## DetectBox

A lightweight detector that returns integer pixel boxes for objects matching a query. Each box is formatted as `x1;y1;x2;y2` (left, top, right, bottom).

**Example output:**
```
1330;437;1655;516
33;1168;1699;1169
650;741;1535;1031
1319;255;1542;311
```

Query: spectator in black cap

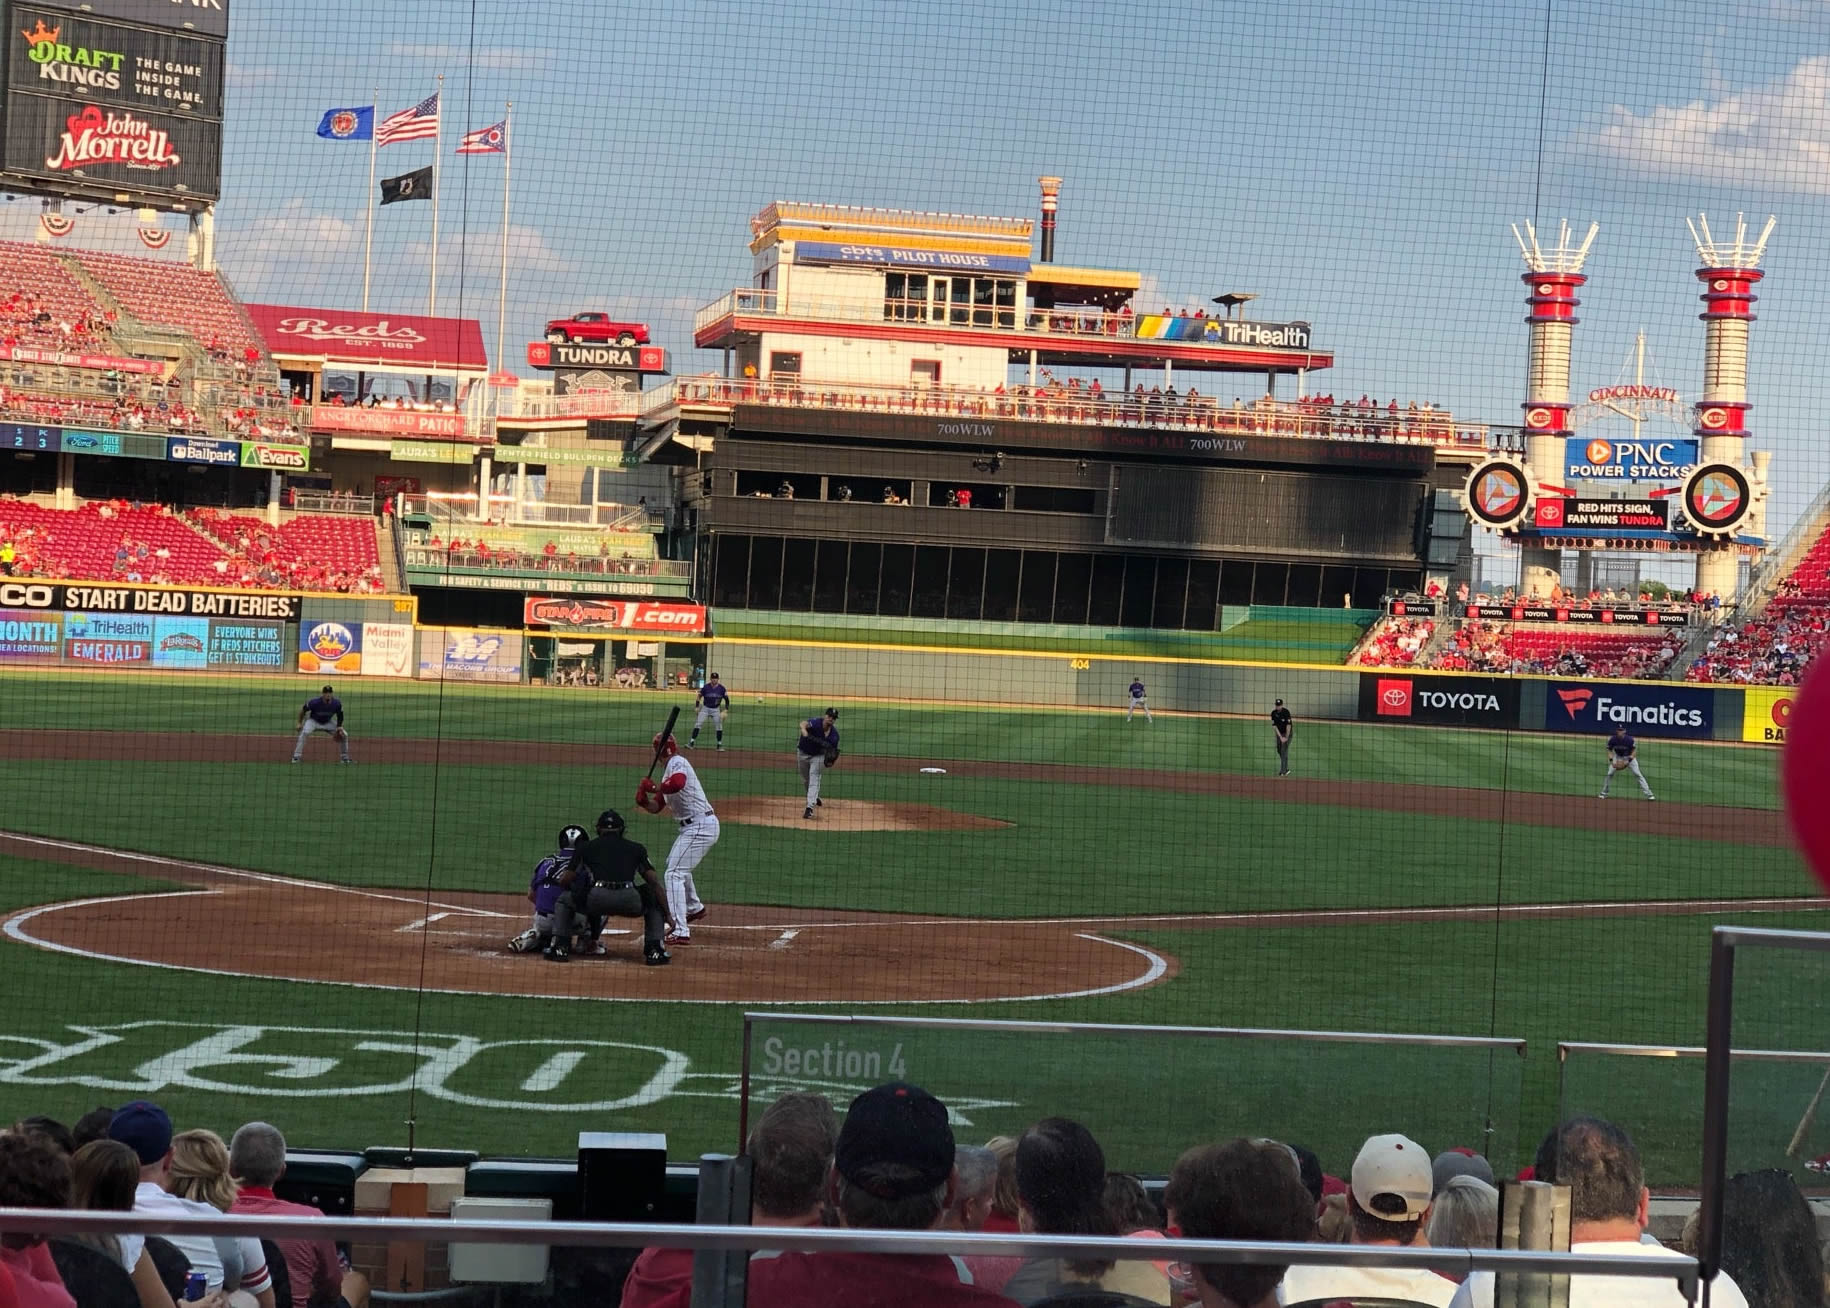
747;1082;1007;1307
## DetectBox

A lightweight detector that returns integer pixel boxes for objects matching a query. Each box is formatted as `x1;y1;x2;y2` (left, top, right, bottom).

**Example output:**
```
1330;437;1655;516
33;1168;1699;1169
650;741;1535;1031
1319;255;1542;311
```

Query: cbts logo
1376;678;1412;716
1547;682;1714;738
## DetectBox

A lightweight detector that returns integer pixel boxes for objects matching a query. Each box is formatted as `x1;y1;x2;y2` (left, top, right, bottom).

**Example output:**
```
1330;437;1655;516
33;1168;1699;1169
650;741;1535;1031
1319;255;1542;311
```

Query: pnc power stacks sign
1;0;227;207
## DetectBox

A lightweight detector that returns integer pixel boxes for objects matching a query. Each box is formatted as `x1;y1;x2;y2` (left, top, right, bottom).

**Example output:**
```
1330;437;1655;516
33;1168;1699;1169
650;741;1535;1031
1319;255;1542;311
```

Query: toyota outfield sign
1544;681;1716;739
1359;673;1519;727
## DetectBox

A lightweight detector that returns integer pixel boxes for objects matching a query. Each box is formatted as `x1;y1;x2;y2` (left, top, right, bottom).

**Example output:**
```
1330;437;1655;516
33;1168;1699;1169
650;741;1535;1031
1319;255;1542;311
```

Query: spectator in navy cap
747;1082;1006;1308
108;1102;173;1171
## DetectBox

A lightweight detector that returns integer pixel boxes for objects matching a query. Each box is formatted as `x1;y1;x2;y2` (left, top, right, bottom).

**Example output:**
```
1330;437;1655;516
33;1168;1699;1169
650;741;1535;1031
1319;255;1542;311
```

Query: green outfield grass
0;669;1813;1184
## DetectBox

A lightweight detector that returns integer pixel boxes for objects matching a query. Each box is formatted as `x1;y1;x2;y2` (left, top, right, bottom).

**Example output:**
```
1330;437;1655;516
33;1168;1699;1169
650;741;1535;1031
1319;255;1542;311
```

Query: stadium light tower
1687;212;1776;600
1512;218;1599;598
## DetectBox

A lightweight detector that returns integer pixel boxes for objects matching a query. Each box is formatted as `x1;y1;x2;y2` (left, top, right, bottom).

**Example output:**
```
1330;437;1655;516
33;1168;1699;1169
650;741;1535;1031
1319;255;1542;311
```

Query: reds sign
523;598;706;636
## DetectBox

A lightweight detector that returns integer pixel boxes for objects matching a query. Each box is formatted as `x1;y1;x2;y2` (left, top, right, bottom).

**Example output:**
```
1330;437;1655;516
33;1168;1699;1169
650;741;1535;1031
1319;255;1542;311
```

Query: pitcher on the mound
635;732;716;945
1599;725;1656;801
797;707;840;819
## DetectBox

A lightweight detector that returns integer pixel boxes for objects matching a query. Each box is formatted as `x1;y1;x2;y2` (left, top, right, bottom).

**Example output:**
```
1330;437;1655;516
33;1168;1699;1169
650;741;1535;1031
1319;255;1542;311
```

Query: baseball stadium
1;2;1828;1306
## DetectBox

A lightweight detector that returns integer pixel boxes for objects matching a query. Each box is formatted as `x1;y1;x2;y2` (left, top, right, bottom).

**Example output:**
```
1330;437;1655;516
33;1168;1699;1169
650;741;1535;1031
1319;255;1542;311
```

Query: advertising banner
1532;498;1670;533
62;611;154;665
1384;599;1438;617
404;525;651;557
239;441;309;470
166;435;240;465
149;616;208;668
247;304;488;371
315;408;469;439
43;0;231;41
360;622;413;678
0;582;301;621
792;239;1031;276
10;8;225;118
1132;315;1314;350
57;428;169;460
420;629;522;682
526;341;668;372
1743;687;1793;745
3;91;222;203
1564;437;1698;482
298;619;362;674
206;620;285;669
387;438;476;463
1358;673;1519;727
0;608;63;663
4;346;162;373
1461;604;1690;628
491;444;634;468
1543;681;1716;739
522;597;707;636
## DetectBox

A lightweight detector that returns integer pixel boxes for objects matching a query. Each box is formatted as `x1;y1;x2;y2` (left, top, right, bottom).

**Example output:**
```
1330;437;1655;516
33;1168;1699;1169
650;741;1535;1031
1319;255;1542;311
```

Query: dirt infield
720;797;1010;831
0;833;1170;1004
0;729;1788;846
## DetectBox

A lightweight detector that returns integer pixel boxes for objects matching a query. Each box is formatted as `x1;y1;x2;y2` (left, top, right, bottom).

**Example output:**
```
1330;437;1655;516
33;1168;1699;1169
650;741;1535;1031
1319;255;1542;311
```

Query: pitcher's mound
720;797;1011;832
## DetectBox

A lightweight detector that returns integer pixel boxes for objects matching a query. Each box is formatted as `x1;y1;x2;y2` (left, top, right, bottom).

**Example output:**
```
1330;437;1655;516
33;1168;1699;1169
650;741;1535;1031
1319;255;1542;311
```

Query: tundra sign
1358;674;1519;727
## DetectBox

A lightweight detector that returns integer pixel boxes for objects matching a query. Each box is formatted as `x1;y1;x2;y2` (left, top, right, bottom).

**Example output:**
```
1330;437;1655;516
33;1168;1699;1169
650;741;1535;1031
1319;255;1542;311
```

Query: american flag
456;120;506;155
376;93;439;146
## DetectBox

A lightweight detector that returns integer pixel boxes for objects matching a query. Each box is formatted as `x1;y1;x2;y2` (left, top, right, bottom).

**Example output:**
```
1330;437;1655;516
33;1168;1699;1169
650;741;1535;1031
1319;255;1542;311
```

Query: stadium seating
1689;523;1830;684
187;507;384;593
1424;620;1684;679
1354;616;1434;666
0;241;114;351
69;250;266;361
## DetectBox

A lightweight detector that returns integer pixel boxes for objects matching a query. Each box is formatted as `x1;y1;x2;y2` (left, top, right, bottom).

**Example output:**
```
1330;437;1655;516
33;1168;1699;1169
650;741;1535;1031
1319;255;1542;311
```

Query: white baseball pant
663;815;717;933
1600;758;1654;798
1127;695;1152;722
692;706;726;732
798;751;827;807
293;719;351;762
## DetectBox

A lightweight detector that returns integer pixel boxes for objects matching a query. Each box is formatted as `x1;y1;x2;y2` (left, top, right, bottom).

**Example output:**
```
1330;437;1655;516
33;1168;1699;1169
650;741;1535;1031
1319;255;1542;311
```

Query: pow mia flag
379;166;434;205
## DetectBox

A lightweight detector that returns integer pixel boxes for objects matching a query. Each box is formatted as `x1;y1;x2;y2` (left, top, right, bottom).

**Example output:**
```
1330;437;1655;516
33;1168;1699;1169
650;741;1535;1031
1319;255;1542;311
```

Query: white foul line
768;929;800;951
396;912;454;934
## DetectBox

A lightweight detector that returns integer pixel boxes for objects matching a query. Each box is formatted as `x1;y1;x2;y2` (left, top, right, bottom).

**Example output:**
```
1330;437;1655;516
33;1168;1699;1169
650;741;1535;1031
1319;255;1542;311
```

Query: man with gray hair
228;1122;371;1308
1426;1175;1499;1267
951;1145;1020;1296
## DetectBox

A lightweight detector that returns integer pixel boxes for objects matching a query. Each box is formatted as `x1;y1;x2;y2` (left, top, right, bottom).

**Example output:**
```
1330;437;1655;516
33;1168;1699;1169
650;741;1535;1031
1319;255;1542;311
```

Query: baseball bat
1786;1065;1830;1157
646;706;681;781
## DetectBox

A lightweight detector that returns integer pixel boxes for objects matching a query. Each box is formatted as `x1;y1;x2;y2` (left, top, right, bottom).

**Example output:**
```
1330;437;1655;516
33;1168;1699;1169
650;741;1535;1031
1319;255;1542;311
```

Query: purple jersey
1609;733;1637;758
1129;681;1146;699
530;855;566;914
303;694;343;725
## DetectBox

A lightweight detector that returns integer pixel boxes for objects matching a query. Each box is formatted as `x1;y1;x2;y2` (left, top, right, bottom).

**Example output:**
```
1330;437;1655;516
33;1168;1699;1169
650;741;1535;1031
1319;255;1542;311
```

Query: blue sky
11;0;1830;548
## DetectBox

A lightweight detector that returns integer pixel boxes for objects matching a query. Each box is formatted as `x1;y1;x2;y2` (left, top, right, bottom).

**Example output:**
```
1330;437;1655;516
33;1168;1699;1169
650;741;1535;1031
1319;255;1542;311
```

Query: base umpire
546;810;673;965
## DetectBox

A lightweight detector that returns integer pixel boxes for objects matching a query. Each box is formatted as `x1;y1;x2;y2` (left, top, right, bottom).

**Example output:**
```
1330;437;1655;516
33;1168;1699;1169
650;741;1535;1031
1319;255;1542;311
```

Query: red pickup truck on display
544;312;651;345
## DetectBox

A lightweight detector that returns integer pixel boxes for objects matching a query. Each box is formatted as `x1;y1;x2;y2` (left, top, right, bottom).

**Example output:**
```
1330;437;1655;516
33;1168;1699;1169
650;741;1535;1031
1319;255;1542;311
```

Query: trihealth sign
1544;681;1715;739
1565;437;1698;482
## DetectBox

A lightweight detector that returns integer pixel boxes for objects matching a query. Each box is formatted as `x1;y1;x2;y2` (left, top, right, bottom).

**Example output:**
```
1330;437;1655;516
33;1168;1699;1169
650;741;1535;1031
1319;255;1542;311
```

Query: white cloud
1585;55;1830;192
225;64;283;89
217;198;362;290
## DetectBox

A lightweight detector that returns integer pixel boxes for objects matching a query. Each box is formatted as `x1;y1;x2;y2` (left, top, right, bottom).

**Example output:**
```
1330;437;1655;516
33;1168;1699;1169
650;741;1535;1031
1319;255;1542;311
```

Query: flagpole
497;103;512;384
429;73;442;316
363;85;377;312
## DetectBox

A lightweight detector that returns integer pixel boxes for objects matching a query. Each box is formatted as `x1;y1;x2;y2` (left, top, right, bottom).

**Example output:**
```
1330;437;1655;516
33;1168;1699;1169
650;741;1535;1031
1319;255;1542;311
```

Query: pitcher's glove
823;746;840;767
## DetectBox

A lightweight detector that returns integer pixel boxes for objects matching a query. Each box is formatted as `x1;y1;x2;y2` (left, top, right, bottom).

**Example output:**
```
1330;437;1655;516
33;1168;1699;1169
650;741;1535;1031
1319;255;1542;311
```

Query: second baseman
1599;724;1656;800
688;673;729;751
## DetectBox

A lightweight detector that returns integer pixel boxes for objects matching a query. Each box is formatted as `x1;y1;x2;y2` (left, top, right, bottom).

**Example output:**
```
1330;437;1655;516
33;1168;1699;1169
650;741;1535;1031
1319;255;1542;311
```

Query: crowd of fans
1;294;115;354
1412;622;1687;679
186;509;385;595
0;389;208;437
1686;611;1827;685
5;1092;1821;1308
1356;617;1435;666
421;533;665;577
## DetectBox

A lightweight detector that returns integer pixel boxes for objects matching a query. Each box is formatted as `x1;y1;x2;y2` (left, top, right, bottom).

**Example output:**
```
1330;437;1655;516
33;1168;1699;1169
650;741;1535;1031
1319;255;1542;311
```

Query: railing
408;548;688;579
511;390;644;420
398;494;661;532
0;1209;1705;1307
695;287;1327;353
293;491;375;515
649;374;1492;449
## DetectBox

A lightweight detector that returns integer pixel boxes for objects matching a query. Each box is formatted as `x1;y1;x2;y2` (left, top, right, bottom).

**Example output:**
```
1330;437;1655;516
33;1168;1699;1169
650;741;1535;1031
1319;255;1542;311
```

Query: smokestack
1038;176;1061;263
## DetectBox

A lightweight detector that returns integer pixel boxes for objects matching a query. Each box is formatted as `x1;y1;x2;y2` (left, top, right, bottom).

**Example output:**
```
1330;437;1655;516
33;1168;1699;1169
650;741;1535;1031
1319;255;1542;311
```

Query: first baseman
293;684;352;763
796;708;840;819
635;733;716;945
1271;698;1293;776
1127;677;1152;722
688;673;729;751
1599;724;1656;800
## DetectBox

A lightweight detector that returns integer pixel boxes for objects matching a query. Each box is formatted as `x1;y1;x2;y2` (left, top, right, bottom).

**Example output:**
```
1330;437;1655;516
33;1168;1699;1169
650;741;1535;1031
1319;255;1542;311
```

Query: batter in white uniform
634;732;717;944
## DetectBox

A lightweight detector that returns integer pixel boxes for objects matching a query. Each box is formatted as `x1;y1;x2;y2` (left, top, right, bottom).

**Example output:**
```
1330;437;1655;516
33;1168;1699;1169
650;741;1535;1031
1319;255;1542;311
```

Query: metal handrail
0;1208;1700;1285
647;375;1489;449
1559;1041;1830;1063
745;1012;1526;1049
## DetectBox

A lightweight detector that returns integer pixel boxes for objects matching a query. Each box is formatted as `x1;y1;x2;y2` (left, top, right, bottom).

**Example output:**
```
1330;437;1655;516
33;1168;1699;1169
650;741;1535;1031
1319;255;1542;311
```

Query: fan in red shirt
746;1082;1009;1308
226;1125;370;1308
0;1130;76;1308
621;1092;839;1308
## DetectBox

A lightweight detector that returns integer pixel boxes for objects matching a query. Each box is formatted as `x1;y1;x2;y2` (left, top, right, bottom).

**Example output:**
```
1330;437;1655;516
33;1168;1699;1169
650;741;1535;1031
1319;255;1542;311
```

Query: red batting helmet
653;732;677;755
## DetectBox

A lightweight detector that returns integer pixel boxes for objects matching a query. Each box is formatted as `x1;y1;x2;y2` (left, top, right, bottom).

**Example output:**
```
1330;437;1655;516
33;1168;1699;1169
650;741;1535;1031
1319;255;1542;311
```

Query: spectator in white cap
1280;1133;1457;1307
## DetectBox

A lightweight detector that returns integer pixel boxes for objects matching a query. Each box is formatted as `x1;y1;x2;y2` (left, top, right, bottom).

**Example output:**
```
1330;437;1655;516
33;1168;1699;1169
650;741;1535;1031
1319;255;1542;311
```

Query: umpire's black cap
596;809;625;833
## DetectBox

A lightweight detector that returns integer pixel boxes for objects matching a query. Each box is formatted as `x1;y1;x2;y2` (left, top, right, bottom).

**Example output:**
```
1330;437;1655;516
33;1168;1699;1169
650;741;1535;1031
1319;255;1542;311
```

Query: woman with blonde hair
168;1130;275;1308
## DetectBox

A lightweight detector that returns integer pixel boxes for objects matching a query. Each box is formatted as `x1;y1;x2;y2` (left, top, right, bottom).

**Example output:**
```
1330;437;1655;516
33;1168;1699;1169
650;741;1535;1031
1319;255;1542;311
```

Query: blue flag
316;106;374;141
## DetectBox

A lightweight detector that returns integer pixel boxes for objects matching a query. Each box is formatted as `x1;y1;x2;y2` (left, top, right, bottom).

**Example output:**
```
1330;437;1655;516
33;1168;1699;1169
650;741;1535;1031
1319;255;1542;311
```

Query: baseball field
0;666;1820;1183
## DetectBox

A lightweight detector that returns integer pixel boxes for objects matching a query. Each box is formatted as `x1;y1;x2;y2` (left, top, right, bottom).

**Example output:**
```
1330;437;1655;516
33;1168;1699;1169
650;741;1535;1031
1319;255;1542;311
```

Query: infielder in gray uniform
1599;725;1656;800
293;685;352;763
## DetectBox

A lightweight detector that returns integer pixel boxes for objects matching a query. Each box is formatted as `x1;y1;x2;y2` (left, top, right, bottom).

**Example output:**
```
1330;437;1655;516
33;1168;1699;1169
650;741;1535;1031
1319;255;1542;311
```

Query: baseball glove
1609;758;1627;771
823;746;840;767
